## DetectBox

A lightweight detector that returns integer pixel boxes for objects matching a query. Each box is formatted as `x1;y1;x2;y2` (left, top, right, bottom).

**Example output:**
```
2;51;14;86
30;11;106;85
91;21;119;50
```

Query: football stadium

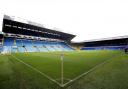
0;15;128;89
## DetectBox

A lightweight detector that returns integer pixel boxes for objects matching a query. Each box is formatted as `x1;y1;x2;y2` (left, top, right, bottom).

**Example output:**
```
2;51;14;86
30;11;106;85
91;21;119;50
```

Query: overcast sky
0;0;128;42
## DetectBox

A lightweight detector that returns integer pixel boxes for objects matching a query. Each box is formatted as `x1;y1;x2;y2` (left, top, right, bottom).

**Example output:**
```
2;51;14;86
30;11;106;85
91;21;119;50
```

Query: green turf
0;50;128;89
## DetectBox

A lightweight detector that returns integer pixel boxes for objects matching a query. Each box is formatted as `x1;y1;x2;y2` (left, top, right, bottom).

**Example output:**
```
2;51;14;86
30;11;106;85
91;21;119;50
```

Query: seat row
3;37;74;53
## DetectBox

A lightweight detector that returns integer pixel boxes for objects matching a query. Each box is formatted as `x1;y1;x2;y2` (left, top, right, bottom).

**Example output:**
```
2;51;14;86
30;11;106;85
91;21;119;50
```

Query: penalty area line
10;54;62;87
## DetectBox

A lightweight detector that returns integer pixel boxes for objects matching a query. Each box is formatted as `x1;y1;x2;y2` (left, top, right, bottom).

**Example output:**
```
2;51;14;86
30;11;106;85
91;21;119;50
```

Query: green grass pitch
0;50;128;89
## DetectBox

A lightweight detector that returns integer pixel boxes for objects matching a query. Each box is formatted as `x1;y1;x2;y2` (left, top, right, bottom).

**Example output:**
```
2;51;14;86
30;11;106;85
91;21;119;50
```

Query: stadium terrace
0;15;128;53
0;15;75;53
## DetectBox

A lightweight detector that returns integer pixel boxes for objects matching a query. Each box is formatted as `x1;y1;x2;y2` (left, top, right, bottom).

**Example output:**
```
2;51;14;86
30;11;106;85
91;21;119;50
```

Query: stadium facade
0;15;75;53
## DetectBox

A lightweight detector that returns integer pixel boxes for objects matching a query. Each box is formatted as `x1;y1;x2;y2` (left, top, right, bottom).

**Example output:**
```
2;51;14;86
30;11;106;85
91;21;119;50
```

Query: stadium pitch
0;50;128;89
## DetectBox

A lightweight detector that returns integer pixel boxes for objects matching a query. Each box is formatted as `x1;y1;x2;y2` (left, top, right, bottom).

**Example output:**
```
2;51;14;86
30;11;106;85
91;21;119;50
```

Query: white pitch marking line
62;54;121;87
61;52;64;85
10;54;62;87
9;53;122;88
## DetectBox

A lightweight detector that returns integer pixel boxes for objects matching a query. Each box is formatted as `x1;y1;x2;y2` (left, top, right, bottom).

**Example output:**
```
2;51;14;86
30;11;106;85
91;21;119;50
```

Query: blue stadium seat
0;46;3;53
4;37;14;46
2;37;74;53
22;40;37;52
18;47;26;53
16;39;23;46
81;45;126;50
